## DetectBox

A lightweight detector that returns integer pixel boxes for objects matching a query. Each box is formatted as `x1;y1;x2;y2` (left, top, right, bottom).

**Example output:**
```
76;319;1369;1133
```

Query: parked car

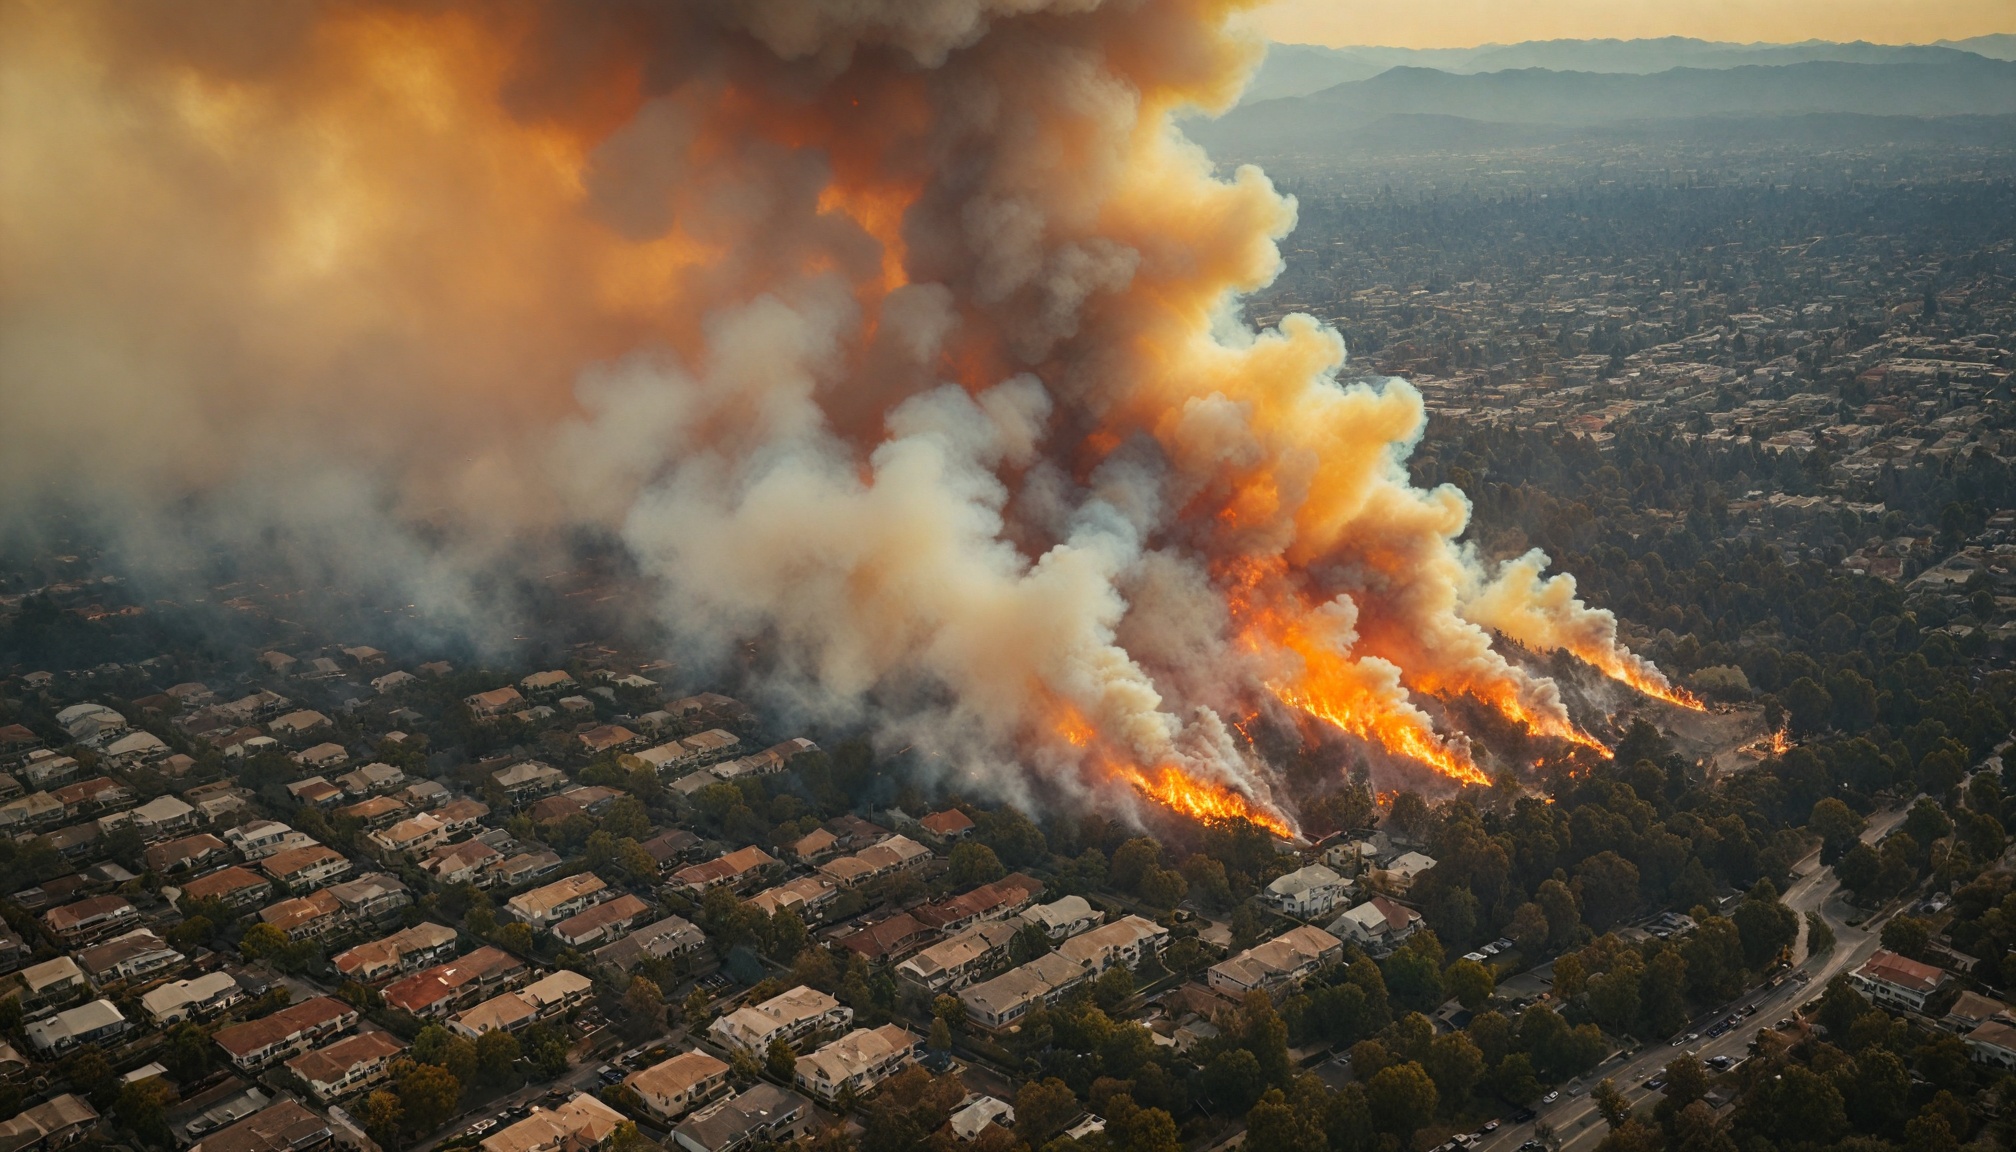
1542;1091;1560;1104
1481;1120;1500;1133
1494;938;1514;950
1647;1077;1666;1091
1513;1108;1537;1122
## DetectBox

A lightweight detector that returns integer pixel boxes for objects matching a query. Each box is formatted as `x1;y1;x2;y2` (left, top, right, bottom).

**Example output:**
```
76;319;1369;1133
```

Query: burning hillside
0;0;1700;836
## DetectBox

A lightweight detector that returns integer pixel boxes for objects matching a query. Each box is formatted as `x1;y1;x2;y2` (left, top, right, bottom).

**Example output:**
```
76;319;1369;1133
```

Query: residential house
1019;895;1100;942
578;725;640;755
678;729;742;766
553;894;652;948
450;971;594;1039
594;916;706;973
480;1094;624;1152
224;820;313;860
1054;915;1168;974
672;846;780;895
286;1031;407;1102
421;838;503;886
25;1000;130;1054
949;1098;1015;1142
1267;865;1350;919
371;813;448;856
1208;926;1344;997
139;971;245;1025
336;762;405;796
382;947;526;1018
626;1051;732;1122
211;996;358;1070
492;760;565;802
748;876;840;921
914;874;1043;933
102;730;171;767
1374;852;1437;894
56;703;127;746
43;895;139;944
489;851;563;887
959;952;1094;1031
465;687;526;717
0;1095;99;1152
817;835;931;889
917;810;976;843
337;796;407;827
188;1100;333;1152
143;832;230;874
708;986;853;1056
0;790;65;832
288;777;347;808
1850;950;1950;1012
267;709;330;738
793;1024;915;1104
507;873;608;928
638;829;701;872
835;913;933;963
6;956;87;1011
671;1084;809;1152
179;866;273;910
52;777;131;815
1331;896;1423;951
326;872;413;921
76;929;184;984
292;743;349;771
333;922;460;982
259;844;352;892
786;828;841;863
521;670;576;695
1965;1019;2016;1070
437;798;491;834
267;902;351;955
895;921;1018;993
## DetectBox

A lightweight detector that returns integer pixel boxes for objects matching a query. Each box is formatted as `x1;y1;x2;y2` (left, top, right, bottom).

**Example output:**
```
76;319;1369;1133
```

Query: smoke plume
0;0;1695;834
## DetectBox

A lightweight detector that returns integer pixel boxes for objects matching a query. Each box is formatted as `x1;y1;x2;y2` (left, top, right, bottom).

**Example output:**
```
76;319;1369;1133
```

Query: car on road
1741;1004;1758;1016
1494;938;1514;950
1670;1034;1687;1046
470;1120;498;1135
1521;1141;1546;1151
1646;1077;1666;1091
1512;1108;1537;1123
1542;1091;1560;1104
1481;1120;1500;1133
1687;1032;1700;1042
1707;1056;1733;1070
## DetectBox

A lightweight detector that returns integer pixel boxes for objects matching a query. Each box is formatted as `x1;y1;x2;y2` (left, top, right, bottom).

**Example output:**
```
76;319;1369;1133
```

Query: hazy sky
1252;0;2014;49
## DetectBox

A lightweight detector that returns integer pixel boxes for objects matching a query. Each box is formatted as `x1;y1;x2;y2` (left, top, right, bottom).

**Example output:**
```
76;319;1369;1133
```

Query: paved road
1471;801;1911;1152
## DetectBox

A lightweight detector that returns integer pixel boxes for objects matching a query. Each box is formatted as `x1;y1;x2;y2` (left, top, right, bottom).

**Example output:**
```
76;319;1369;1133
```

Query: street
1471;801;1910;1152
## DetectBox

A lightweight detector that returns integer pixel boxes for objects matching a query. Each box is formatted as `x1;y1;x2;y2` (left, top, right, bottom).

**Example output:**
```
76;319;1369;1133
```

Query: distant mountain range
1241;34;2016;103
1187;46;2016;159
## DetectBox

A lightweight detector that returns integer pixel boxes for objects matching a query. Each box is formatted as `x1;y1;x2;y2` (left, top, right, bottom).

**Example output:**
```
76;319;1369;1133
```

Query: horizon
1250;0;2015;51
1260;31;2014;52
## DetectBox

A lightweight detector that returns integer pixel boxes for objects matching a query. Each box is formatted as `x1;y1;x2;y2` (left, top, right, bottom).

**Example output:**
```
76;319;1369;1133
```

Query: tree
361;1090;404;1150
1592;1079;1631;1129
947;841;1005;887
1016;1078;1081;1144
1509;902;1551;954
238;921;287;961
1536;878;1582;947
411;1026;477;1083
1881;915;1931;959
1784;677;1833;736
1804;910;1834;957
626;974;668;1030
1574;852;1641;932
1109;838;1162;892
1424;1033;1483;1111
1903;798;1954;846
1638;946;1690;1037
1364;1062;1437;1143
394;1059;463;1135
1381;933;1445;1013
1245;1088;1327;1152
1095;964;1135;1011
1836;841;1882;897
114;1078;175;1146
476;1029;520;1083
1486;1052;1540;1105
1203;1048;1265;1113
1846;1047;1911;1134
1809;798;1866;865
1444;958;1494;1010
763;908;809;962
1732;880;1798;969
927;1016;951;1053
766;1036;797;1081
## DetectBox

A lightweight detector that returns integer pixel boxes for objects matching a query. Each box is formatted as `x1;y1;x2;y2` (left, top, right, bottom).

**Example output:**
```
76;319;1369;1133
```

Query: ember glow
2;0;1697;829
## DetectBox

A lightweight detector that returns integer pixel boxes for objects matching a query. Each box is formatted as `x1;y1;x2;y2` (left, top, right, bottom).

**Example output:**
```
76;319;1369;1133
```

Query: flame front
1124;765;1295;839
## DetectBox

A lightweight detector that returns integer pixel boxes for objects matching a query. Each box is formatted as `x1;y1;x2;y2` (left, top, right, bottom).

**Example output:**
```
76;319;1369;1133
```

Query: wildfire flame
1767;727;1792;755
1599;657;1707;711
1123;765;1295;839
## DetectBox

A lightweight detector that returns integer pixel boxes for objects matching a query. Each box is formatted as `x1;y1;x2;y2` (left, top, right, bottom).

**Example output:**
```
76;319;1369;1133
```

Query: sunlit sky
1251;0;2014;49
